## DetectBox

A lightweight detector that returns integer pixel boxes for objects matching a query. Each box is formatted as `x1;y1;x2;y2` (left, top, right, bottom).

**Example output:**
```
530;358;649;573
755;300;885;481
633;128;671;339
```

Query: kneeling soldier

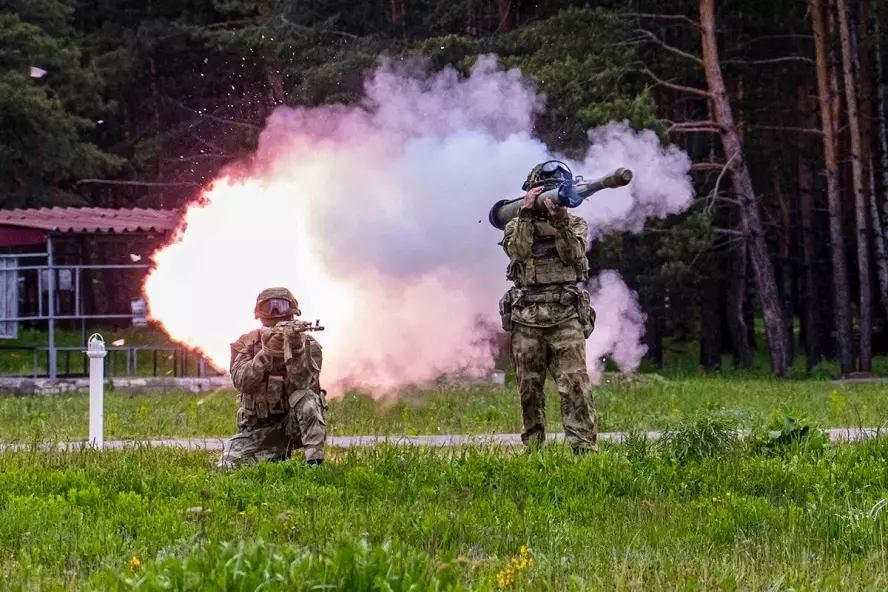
217;287;327;468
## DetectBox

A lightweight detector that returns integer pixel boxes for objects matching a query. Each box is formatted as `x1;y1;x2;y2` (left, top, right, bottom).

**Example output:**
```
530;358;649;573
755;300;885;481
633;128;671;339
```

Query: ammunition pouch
505;261;522;284
509;285;594;337
499;289;517;332
265;374;286;416
239;372;287;422
577;288;595;339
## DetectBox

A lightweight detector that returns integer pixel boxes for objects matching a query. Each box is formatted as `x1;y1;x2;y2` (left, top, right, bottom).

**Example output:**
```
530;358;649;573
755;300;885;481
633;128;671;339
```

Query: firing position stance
498;161;598;453
217;287;328;468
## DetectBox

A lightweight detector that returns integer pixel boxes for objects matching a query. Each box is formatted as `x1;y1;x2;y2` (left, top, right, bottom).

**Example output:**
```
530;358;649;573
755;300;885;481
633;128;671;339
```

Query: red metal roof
0;207;181;234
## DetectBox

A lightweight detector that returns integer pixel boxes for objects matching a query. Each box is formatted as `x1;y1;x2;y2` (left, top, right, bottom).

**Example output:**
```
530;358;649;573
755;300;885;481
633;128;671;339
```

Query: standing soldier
498;161;598;453
217;287;328;468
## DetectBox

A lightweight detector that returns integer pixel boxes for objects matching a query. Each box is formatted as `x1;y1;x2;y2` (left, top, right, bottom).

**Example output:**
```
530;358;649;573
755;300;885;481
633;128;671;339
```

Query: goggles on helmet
539;161;572;180
256;298;293;317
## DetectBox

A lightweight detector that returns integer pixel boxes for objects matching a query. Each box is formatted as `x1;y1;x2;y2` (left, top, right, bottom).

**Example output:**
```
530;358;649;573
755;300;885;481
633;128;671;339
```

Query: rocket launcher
487;168;633;231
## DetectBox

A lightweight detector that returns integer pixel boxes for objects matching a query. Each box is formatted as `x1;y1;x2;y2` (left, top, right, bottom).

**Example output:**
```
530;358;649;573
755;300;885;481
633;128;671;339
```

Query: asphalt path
0;427;884;453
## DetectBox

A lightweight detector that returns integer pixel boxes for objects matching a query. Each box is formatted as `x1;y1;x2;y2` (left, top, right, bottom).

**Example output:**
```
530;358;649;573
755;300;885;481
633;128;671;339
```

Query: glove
288;333;306;355
261;330;286;357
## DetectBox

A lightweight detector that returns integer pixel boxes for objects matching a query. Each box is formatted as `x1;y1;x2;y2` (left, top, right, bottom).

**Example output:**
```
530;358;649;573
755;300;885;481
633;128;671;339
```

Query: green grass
2;436;888;590
2;377;888;443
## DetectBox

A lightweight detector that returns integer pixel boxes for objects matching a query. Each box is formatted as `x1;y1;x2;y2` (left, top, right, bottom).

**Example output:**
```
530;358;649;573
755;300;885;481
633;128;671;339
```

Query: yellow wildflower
496;546;532;588
130;556;141;569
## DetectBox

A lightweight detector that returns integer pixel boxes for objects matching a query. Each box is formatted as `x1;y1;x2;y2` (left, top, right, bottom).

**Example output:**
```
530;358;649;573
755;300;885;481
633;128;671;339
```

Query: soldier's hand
523;186;543;208
544;198;567;219
261;330;286;355
286;332;306;354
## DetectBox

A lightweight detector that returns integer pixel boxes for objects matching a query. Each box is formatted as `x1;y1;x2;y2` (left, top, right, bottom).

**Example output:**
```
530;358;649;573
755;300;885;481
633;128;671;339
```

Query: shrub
657;411;740;462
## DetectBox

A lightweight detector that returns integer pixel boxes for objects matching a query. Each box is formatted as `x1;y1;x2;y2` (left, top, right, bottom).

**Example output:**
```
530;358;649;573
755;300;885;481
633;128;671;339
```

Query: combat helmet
522;160;574;191
254;287;301;321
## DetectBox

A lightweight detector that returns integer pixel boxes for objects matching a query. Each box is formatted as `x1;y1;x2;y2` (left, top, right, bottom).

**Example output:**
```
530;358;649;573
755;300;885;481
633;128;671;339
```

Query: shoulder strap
229;329;262;369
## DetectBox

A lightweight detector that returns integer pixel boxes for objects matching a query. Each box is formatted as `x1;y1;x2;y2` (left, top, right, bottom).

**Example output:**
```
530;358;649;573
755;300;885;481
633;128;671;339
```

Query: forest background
4;0;888;379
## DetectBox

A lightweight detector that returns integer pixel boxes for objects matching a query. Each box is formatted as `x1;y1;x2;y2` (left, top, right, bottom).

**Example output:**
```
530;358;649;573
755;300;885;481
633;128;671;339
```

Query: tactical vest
235;330;323;421
508;219;588;287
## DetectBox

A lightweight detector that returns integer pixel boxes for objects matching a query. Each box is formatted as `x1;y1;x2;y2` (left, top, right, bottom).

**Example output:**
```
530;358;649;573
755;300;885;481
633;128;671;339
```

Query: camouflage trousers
509;318;598;452
217;389;327;468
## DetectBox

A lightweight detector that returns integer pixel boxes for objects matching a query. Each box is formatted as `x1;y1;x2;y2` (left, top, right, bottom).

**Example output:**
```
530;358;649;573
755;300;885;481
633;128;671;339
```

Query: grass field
2;428;888;590
2;382;888;590
4;327;888;589
2;376;888;443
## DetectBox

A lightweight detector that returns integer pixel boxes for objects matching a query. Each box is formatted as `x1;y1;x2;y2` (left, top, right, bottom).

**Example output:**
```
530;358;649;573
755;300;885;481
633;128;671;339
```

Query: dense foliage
3;0;888;376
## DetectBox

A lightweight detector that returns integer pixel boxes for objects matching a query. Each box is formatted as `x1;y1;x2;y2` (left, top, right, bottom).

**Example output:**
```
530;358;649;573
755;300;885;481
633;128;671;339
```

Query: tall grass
1;435;887;590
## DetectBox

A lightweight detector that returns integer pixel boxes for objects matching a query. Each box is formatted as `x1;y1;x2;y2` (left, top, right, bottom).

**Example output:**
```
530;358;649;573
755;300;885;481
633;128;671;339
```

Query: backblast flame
142;55;694;397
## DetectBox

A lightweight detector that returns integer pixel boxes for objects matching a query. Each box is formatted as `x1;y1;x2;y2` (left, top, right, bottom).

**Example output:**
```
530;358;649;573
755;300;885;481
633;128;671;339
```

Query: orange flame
141;59;689;395
144;174;356;380
142;165;500;397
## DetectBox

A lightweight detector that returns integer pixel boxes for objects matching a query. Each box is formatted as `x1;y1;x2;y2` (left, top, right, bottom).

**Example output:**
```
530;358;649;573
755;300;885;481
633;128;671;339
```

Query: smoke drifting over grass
144;55;693;396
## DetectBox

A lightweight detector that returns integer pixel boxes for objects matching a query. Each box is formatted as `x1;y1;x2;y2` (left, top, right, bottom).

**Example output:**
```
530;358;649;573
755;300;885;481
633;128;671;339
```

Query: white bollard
86;333;107;449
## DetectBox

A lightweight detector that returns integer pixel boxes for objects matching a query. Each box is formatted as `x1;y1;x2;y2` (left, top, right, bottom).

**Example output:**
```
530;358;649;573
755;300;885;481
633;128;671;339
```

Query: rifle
262;319;324;362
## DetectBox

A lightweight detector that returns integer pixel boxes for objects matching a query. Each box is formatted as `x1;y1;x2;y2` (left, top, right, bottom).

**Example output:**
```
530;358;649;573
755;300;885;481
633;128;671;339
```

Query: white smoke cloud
571;122;695;238
144;54;693;396
586;270;649;382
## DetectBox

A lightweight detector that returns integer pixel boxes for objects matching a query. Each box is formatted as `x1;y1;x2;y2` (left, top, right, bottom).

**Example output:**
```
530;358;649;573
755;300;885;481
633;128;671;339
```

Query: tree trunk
497;0;515;32
391;0;406;35
812;0;854;375
745;255;758;350
867;162;888;321
856;0;874;217
773;169;795;361
874;19;888;245
856;1;888;324
799;149;823;369
827;0;842;139
837;0;873;372
798;85;823;369
727;238;751;366
699;0;790;375
700;279;723;370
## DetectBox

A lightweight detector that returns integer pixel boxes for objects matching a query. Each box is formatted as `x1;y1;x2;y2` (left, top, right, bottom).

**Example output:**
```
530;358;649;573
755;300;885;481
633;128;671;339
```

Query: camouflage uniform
499;178;598;453
217;288;328;468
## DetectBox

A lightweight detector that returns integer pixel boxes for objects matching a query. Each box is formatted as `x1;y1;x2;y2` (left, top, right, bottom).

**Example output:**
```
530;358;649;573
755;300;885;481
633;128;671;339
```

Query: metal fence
0;344;219;379
0;235;217;378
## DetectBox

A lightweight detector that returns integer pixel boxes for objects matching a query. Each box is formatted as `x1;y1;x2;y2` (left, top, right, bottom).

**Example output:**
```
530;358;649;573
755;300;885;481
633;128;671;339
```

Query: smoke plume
143;55;694;397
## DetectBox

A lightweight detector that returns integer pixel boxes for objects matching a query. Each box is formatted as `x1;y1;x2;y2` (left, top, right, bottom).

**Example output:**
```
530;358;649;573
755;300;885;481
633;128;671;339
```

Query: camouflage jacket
229;329;323;422
501;206;589;328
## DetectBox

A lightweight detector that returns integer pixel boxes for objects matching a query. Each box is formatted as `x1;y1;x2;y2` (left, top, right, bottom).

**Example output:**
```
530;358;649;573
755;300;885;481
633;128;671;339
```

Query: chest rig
508;218;589;288
243;331;288;419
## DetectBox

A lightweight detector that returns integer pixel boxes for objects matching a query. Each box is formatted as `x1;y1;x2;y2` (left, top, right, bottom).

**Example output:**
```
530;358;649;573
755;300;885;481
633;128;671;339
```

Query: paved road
0;427;884;453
